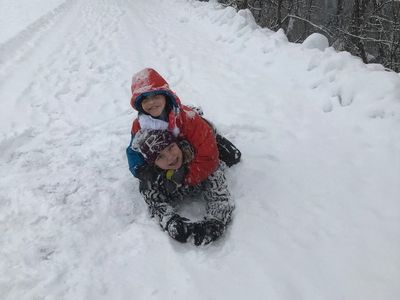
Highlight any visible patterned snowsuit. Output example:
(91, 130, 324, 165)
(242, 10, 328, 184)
(140, 161, 235, 232)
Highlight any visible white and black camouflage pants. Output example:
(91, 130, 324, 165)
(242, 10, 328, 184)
(139, 162, 234, 230)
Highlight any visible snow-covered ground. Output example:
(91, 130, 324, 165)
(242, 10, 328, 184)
(1, 0, 399, 299)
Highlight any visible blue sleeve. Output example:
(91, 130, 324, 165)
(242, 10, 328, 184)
(126, 134, 145, 177)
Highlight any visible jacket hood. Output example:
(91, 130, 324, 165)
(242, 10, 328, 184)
(130, 68, 181, 113)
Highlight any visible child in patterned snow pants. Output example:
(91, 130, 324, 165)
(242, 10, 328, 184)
(133, 129, 235, 246)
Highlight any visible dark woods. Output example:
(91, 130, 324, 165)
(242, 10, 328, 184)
(216, 0, 400, 72)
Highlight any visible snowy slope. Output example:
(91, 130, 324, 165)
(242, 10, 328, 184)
(0, 0, 66, 45)
(1, 0, 399, 299)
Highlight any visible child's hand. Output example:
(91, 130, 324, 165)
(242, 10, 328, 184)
(190, 219, 225, 246)
(166, 215, 192, 243)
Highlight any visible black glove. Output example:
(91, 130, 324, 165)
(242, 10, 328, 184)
(163, 166, 187, 194)
(166, 215, 193, 243)
(190, 219, 225, 246)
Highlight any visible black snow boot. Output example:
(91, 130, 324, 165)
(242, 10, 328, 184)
(216, 134, 241, 167)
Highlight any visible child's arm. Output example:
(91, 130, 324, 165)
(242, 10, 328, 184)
(188, 162, 234, 245)
(139, 179, 192, 242)
(179, 106, 220, 185)
(203, 162, 234, 225)
(126, 134, 146, 177)
(140, 179, 176, 228)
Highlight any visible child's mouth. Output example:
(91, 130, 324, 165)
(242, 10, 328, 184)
(169, 157, 179, 167)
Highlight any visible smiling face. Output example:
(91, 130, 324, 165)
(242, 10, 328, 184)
(154, 142, 183, 170)
(141, 94, 166, 117)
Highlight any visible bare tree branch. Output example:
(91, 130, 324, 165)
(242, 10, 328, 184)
(284, 14, 333, 37)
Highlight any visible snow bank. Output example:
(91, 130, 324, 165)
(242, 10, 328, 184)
(302, 33, 329, 51)
(183, 0, 400, 120)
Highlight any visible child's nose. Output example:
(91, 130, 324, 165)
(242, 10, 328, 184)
(166, 152, 174, 163)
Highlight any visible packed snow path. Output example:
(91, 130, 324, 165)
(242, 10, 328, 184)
(1, 0, 399, 299)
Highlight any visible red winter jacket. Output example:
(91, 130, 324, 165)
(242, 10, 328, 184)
(130, 68, 219, 186)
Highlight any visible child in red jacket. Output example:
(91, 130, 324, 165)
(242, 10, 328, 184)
(126, 68, 240, 189)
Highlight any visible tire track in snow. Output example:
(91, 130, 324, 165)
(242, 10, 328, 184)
(0, 1, 143, 298)
(18, 0, 125, 128)
(0, 0, 76, 82)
